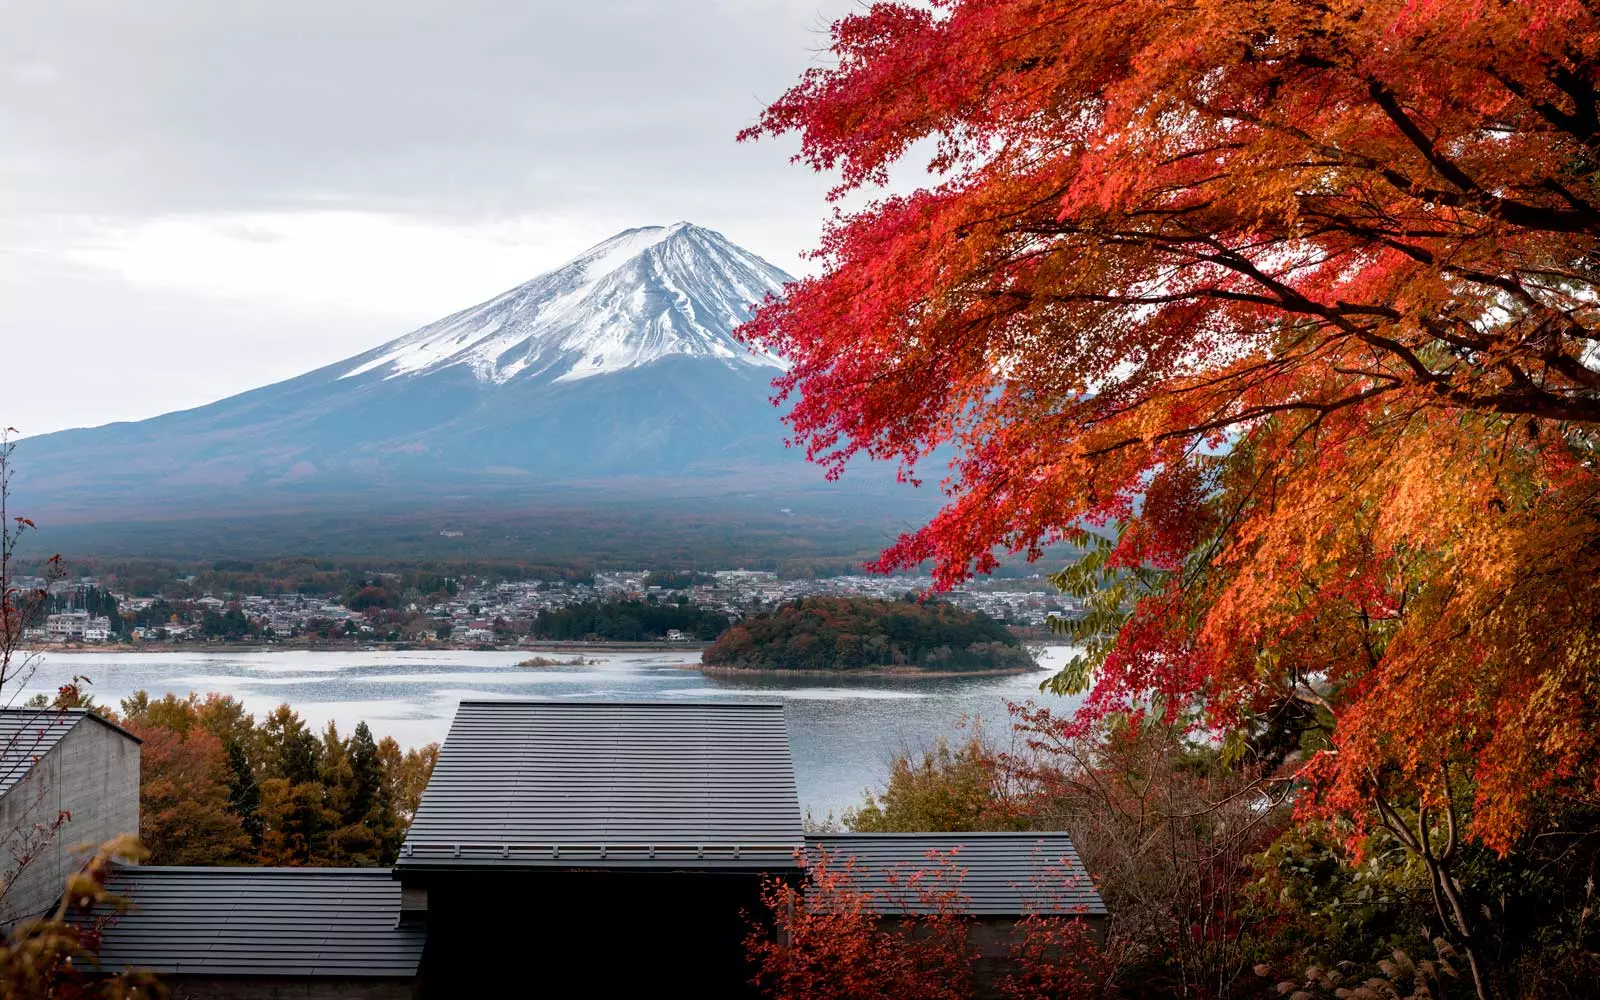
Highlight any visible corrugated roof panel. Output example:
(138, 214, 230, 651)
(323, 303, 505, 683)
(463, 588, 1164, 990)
(399, 700, 803, 869)
(94, 867, 424, 977)
(804, 833, 1107, 917)
(0, 707, 138, 797)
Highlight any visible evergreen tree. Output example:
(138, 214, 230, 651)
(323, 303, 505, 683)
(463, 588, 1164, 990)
(261, 705, 321, 785)
(257, 778, 331, 866)
(347, 722, 381, 827)
(225, 739, 263, 849)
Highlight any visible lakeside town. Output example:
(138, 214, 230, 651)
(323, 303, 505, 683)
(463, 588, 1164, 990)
(19, 568, 1085, 649)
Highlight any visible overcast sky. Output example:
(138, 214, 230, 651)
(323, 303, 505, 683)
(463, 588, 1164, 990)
(1, 0, 862, 437)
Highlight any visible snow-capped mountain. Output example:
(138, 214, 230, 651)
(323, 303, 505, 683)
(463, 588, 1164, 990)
(341, 222, 791, 385)
(15, 223, 918, 533)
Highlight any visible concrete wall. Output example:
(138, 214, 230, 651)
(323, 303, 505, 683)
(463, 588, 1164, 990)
(0, 718, 140, 923)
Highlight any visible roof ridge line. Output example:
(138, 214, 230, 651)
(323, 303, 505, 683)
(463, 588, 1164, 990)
(806, 831, 1076, 839)
(112, 865, 396, 874)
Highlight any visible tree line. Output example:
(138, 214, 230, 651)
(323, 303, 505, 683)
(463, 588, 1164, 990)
(48, 686, 437, 867)
(531, 597, 729, 642)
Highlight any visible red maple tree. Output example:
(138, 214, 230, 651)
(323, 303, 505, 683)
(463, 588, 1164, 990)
(741, 6, 1600, 972)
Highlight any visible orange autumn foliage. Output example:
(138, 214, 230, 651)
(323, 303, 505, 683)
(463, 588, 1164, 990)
(127, 723, 251, 866)
(743, 0, 1600, 852)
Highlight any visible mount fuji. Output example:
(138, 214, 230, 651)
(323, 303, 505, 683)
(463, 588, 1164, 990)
(13, 224, 930, 557)
(340, 221, 792, 387)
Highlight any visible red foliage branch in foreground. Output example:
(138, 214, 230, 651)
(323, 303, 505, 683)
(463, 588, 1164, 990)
(741, 0, 1600, 859)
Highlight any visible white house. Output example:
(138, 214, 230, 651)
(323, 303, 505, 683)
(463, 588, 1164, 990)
(44, 612, 90, 640)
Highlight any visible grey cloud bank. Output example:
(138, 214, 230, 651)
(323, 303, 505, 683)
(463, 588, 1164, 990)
(0, 0, 852, 435)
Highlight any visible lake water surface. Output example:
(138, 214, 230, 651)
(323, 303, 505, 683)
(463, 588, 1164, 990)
(16, 646, 1081, 820)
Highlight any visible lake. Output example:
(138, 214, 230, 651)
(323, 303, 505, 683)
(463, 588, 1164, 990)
(14, 646, 1082, 820)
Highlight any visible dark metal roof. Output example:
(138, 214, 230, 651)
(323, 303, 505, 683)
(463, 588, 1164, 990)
(92, 867, 424, 978)
(0, 707, 139, 797)
(804, 833, 1107, 916)
(399, 700, 803, 870)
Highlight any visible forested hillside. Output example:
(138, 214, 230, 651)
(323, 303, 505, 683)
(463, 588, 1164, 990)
(701, 597, 1034, 672)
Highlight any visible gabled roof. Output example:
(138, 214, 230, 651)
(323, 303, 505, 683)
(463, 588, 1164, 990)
(398, 700, 803, 870)
(804, 833, 1107, 917)
(93, 867, 424, 978)
(0, 707, 139, 797)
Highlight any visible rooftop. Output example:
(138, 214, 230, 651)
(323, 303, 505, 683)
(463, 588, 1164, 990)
(94, 867, 425, 978)
(805, 832, 1106, 916)
(398, 700, 804, 870)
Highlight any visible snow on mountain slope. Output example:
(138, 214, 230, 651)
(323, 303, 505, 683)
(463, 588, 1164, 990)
(340, 222, 793, 385)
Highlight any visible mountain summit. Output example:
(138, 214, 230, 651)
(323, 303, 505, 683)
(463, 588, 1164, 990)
(341, 222, 792, 386)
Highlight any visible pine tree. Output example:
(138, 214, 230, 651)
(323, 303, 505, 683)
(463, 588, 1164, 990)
(225, 739, 263, 850)
(261, 705, 321, 785)
(347, 722, 381, 828)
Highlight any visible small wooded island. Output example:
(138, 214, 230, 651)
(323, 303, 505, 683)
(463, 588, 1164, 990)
(701, 596, 1037, 673)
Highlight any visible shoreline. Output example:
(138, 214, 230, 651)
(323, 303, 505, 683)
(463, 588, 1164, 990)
(28, 643, 1067, 675)
(692, 663, 1041, 680)
(28, 640, 713, 655)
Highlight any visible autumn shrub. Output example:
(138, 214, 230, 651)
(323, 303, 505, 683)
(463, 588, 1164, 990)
(748, 849, 1108, 1000)
(845, 733, 1024, 833)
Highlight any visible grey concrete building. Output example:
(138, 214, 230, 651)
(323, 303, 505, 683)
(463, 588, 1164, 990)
(395, 700, 805, 997)
(70, 699, 1104, 998)
(0, 707, 140, 924)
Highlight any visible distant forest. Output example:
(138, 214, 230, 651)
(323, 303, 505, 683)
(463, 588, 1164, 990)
(702, 597, 1035, 672)
(15, 555, 915, 601)
(16, 528, 1082, 598)
(15, 556, 593, 601)
(14, 501, 924, 576)
(532, 598, 729, 642)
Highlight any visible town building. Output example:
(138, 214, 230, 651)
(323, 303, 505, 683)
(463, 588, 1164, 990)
(396, 700, 804, 997)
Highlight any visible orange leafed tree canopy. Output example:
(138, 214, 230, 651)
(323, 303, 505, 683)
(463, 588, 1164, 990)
(741, 0, 1600, 850)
